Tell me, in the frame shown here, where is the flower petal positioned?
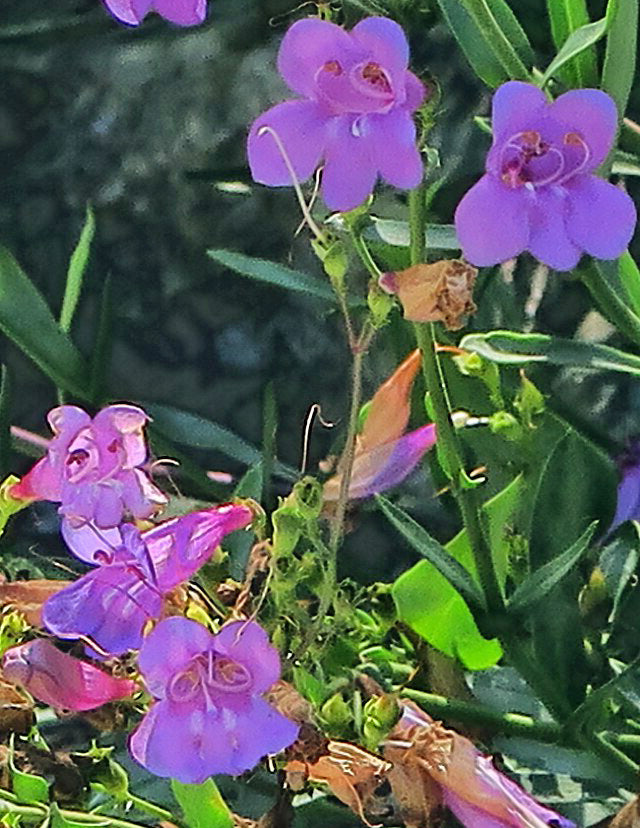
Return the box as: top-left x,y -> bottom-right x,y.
566,175 -> 637,260
551,89 -> 618,170
369,108 -> 423,190
42,566 -> 162,656
93,404 -> 149,468
150,0 -> 206,25
48,406 -> 91,439
527,187 -> 581,271
144,504 -> 253,592
213,621 -> 281,693
277,18 -> 361,98
102,0 -> 151,23
322,115 -> 378,210
351,16 -> 410,93
61,520 -> 123,564
11,457 -> 61,502
2,639 -> 135,711
138,617 -> 215,698
405,71 -> 426,111
491,81 -> 547,140
455,175 -> 530,267
248,100 -> 329,187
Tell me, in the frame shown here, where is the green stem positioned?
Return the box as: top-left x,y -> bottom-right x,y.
329,346 -> 365,553
581,262 -> 640,348
581,732 -> 639,789
350,229 -> 382,279
125,793 -> 173,821
408,188 -> 504,617
402,688 -> 562,742
459,0 -> 531,80
0,798 -> 152,828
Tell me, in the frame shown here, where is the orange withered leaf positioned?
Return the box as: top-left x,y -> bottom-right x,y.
379,260 -> 477,331
0,577 -> 71,627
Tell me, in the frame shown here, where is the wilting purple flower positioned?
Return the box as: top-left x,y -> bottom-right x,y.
11,405 -> 167,548
248,16 -> 425,212
2,639 -> 136,711
129,617 -> 299,782
455,81 -> 637,271
393,702 -> 575,828
102,0 -> 206,26
42,504 -> 253,656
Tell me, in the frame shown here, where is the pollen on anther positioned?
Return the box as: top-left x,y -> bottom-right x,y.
322,60 -> 342,75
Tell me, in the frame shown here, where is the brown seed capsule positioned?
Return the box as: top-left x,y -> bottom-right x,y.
379,260 -> 477,331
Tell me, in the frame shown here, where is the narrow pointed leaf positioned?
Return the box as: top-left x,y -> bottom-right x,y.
602,0 -> 638,118
541,16 -> 608,86
546,0 -> 598,85
0,247 -> 90,397
171,779 -> 233,828
508,522 -> 597,614
60,204 -> 95,333
460,330 -> 640,377
376,495 -> 486,613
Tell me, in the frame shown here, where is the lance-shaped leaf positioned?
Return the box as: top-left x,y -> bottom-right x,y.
171,779 -> 233,828
377,496 -> 486,614
508,522 -> 597,614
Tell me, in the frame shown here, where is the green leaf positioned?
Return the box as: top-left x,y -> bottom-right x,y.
436,0 -> 531,87
377,494 -> 486,613
367,219 -> 460,251
0,247 -> 90,397
390,477 -> 522,670
541,16 -> 608,86
508,521 -> 597,613
171,778 -> 233,828
226,462 -> 262,578
460,329 -> 640,377
0,476 -> 30,540
618,252 -> 640,317
602,0 -> 638,119
545,0 -> 598,85
144,403 -> 297,481
9,739 -> 48,804
207,249 -> 355,304
613,149 -> 640,177
50,804 -> 105,828
60,204 -> 95,333
0,365 -> 10,478
89,273 -> 114,406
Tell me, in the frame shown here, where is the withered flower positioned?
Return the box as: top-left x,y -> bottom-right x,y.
379,260 -> 477,331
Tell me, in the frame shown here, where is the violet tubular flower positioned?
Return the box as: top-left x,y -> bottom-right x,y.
11,405 -> 167,552
455,82 -> 637,271
102,0 -> 206,26
248,16 -> 425,212
129,617 -> 299,782
2,639 -> 136,711
42,504 -> 253,656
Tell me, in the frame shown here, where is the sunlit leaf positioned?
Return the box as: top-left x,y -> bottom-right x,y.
60,204 -> 95,333
541,16 -> 608,86
545,0 -> 598,85
171,778 -> 233,828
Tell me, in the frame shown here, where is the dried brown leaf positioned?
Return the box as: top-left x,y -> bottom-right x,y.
0,578 -> 71,626
609,798 -> 640,828
0,674 -> 34,734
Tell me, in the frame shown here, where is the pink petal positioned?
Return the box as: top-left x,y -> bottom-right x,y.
277,18 -> 362,99
454,175 -> 530,267
351,16 -> 410,97
150,0 -> 206,25
47,406 -> 91,439
61,521 -> 123,564
566,175 -> 637,260
322,114 -> 378,210
248,100 -> 329,187
550,88 -> 618,170
491,81 -> 547,141
213,621 -> 281,694
527,187 -> 581,271
2,639 -> 136,711
10,457 -> 61,502
369,108 -> 423,189
94,404 -> 149,468
405,71 -> 426,111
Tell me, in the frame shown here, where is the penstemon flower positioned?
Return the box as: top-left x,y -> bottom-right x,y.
42,504 -> 253,656
129,617 -> 299,782
248,16 -> 425,212
455,81 -> 637,271
2,639 -> 136,711
102,0 -> 206,26
11,405 -> 167,553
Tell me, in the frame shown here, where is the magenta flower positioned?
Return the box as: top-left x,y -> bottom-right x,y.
455,82 -> 637,271
129,617 -> 299,782
247,16 -> 425,211
11,405 -> 167,549
608,442 -> 640,535
102,0 -> 206,26
42,504 -> 253,656
2,639 -> 136,711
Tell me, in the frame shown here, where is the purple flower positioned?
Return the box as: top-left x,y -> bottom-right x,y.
11,405 -> 167,549
609,442 -> 640,535
129,617 -> 299,782
42,504 -> 253,656
2,639 -> 136,711
102,0 -> 206,26
247,16 -> 425,212
455,82 -> 637,271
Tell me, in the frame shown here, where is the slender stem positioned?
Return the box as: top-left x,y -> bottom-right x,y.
350,230 -> 382,279
402,688 -> 562,742
329,346 -> 365,553
408,187 -> 504,617
581,262 -> 640,348
581,732 -> 639,789
0,798 -> 152,828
